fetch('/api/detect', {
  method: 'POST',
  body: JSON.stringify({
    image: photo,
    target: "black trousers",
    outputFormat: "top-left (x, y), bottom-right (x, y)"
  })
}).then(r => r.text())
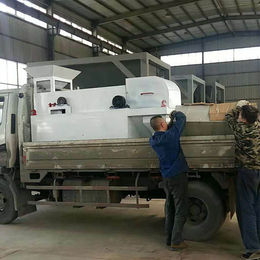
top-left (163, 172), bottom-right (188, 245)
top-left (236, 167), bottom-right (260, 253)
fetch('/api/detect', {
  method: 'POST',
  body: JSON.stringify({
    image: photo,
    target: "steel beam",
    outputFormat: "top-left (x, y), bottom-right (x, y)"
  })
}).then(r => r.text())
top-left (73, 0), bottom-right (152, 48)
top-left (159, 8), bottom-right (196, 39)
top-left (195, 2), bottom-right (219, 34)
top-left (213, 0), bottom-right (235, 34)
top-left (97, 0), bottom-right (200, 25)
top-left (229, 15), bottom-right (260, 20)
top-left (95, 0), bottom-right (162, 46)
top-left (26, 185), bottom-right (148, 191)
top-left (152, 13), bottom-right (184, 42)
top-left (234, 0), bottom-right (248, 30)
top-left (28, 201), bottom-right (150, 208)
top-left (251, 0), bottom-right (260, 30)
top-left (146, 31), bottom-right (260, 53)
top-left (154, 0), bottom-right (185, 41)
top-left (71, 0), bottom-right (146, 49)
top-left (115, 0), bottom-right (167, 45)
top-left (112, 61), bottom-right (135, 78)
top-left (133, 0), bottom-right (174, 44)
top-left (127, 15), bottom-right (260, 41)
top-left (180, 5), bottom-right (207, 37)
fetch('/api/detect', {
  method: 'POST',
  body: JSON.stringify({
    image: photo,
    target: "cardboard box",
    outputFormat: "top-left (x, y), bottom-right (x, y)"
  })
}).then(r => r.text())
top-left (209, 102), bottom-right (257, 121)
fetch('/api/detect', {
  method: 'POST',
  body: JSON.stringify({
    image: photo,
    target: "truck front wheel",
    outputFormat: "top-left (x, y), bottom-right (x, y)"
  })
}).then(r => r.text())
top-left (183, 181), bottom-right (226, 241)
top-left (0, 178), bottom-right (18, 224)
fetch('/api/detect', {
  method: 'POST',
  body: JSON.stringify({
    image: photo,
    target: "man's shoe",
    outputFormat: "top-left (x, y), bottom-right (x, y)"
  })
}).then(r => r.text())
top-left (241, 252), bottom-right (260, 260)
top-left (169, 242), bottom-right (187, 251)
top-left (165, 236), bottom-right (171, 246)
top-left (165, 241), bottom-right (171, 246)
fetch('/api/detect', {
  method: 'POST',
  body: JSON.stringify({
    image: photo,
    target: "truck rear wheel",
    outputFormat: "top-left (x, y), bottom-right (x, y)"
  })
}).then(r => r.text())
top-left (183, 181), bottom-right (225, 242)
top-left (0, 178), bottom-right (18, 224)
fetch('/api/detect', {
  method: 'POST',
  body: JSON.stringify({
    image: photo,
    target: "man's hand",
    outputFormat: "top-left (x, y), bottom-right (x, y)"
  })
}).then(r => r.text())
top-left (169, 110), bottom-right (176, 119)
top-left (167, 111), bottom-right (176, 130)
top-left (236, 100), bottom-right (250, 107)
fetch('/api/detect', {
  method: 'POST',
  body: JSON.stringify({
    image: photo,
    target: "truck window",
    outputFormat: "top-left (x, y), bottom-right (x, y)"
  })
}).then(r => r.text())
top-left (0, 97), bottom-right (4, 125)
top-left (36, 80), bottom-right (51, 93)
top-left (55, 80), bottom-right (71, 91)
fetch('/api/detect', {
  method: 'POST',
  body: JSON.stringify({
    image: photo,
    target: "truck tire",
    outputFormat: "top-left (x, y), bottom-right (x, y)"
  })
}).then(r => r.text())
top-left (0, 178), bottom-right (18, 224)
top-left (183, 181), bottom-right (225, 242)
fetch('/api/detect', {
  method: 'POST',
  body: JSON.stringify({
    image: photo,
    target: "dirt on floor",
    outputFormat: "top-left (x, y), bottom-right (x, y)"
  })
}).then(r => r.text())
top-left (0, 198), bottom-right (243, 260)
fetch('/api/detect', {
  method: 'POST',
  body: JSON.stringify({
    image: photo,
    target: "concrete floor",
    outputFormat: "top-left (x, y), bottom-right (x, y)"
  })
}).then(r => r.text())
top-left (0, 198), bottom-right (243, 260)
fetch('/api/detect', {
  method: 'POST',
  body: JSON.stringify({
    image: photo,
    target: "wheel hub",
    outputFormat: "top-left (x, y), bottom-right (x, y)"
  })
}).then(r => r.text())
top-left (190, 204), bottom-right (201, 215)
top-left (0, 192), bottom-right (7, 211)
top-left (188, 197), bottom-right (208, 225)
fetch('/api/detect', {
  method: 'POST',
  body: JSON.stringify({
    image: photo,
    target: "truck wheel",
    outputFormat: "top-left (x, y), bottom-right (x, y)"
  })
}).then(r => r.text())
top-left (0, 178), bottom-right (18, 224)
top-left (183, 181), bottom-right (225, 242)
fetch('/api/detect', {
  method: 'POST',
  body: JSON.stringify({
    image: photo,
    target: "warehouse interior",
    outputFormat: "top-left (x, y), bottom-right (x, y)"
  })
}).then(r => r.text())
top-left (1, 0), bottom-right (260, 106)
top-left (0, 0), bottom-right (260, 259)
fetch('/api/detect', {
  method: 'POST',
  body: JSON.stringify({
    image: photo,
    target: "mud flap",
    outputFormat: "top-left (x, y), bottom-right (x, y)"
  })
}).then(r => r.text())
top-left (17, 189), bottom-right (37, 217)
top-left (4, 174), bottom-right (36, 217)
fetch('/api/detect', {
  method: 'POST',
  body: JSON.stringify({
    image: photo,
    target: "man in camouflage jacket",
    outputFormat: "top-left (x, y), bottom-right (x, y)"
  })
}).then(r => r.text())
top-left (225, 100), bottom-right (260, 260)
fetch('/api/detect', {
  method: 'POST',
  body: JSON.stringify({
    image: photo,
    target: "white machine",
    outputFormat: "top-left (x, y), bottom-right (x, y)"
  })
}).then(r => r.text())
top-left (26, 65), bottom-right (181, 142)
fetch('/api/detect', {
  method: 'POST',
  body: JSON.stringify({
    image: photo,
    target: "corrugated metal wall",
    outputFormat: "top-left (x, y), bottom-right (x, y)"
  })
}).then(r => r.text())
top-left (0, 2), bottom-right (141, 65)
top-left (173, 63), bottom-right (260, 108)
top-left (153, 34), bottom-right (260, 55)
top-left (203, 36), bottom-right (260, 52)
top-left (0, 13), bottom-right (47, 63)
top-left (0, 12), bottom-right (94, 63)
top-left (54, 36), bottom-right (92, 60)
top-left (155, 35), bottom-right (260, 108)
top-left (204, 60), bottom-right (260, 107)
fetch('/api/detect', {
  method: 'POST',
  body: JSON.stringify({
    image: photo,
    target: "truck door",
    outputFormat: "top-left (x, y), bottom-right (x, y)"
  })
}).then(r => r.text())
top-left (0, 95), bottom-right (8, 166)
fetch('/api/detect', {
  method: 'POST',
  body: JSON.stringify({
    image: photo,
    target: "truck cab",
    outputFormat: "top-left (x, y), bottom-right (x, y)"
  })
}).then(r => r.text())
top-left (0, 90), bottom-right (19, 168)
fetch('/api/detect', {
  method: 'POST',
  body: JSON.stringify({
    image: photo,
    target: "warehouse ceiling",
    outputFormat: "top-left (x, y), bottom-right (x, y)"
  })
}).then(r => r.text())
top-left (55, 0), bottom-right (260, 50)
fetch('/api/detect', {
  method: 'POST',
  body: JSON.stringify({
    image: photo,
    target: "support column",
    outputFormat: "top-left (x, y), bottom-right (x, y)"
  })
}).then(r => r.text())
top-left (140, 54), bottom-right (149, 77)
top-left (92, 23), bottom-right (99, 57)
top-left (47, 0), bottom-right (55, 60)
top-left (201, 41), bottom-right (205, 80)
top-left (122, 38), bottom-right (127, 54)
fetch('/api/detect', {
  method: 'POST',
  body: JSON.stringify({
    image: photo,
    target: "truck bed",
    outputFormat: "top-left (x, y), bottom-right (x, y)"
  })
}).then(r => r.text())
top-left (23, 135), bottom-right (235, 171)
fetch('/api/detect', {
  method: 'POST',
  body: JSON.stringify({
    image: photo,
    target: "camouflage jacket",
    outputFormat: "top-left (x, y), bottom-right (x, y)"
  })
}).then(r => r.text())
top-left (225, 107), bottom-right (260, 169)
